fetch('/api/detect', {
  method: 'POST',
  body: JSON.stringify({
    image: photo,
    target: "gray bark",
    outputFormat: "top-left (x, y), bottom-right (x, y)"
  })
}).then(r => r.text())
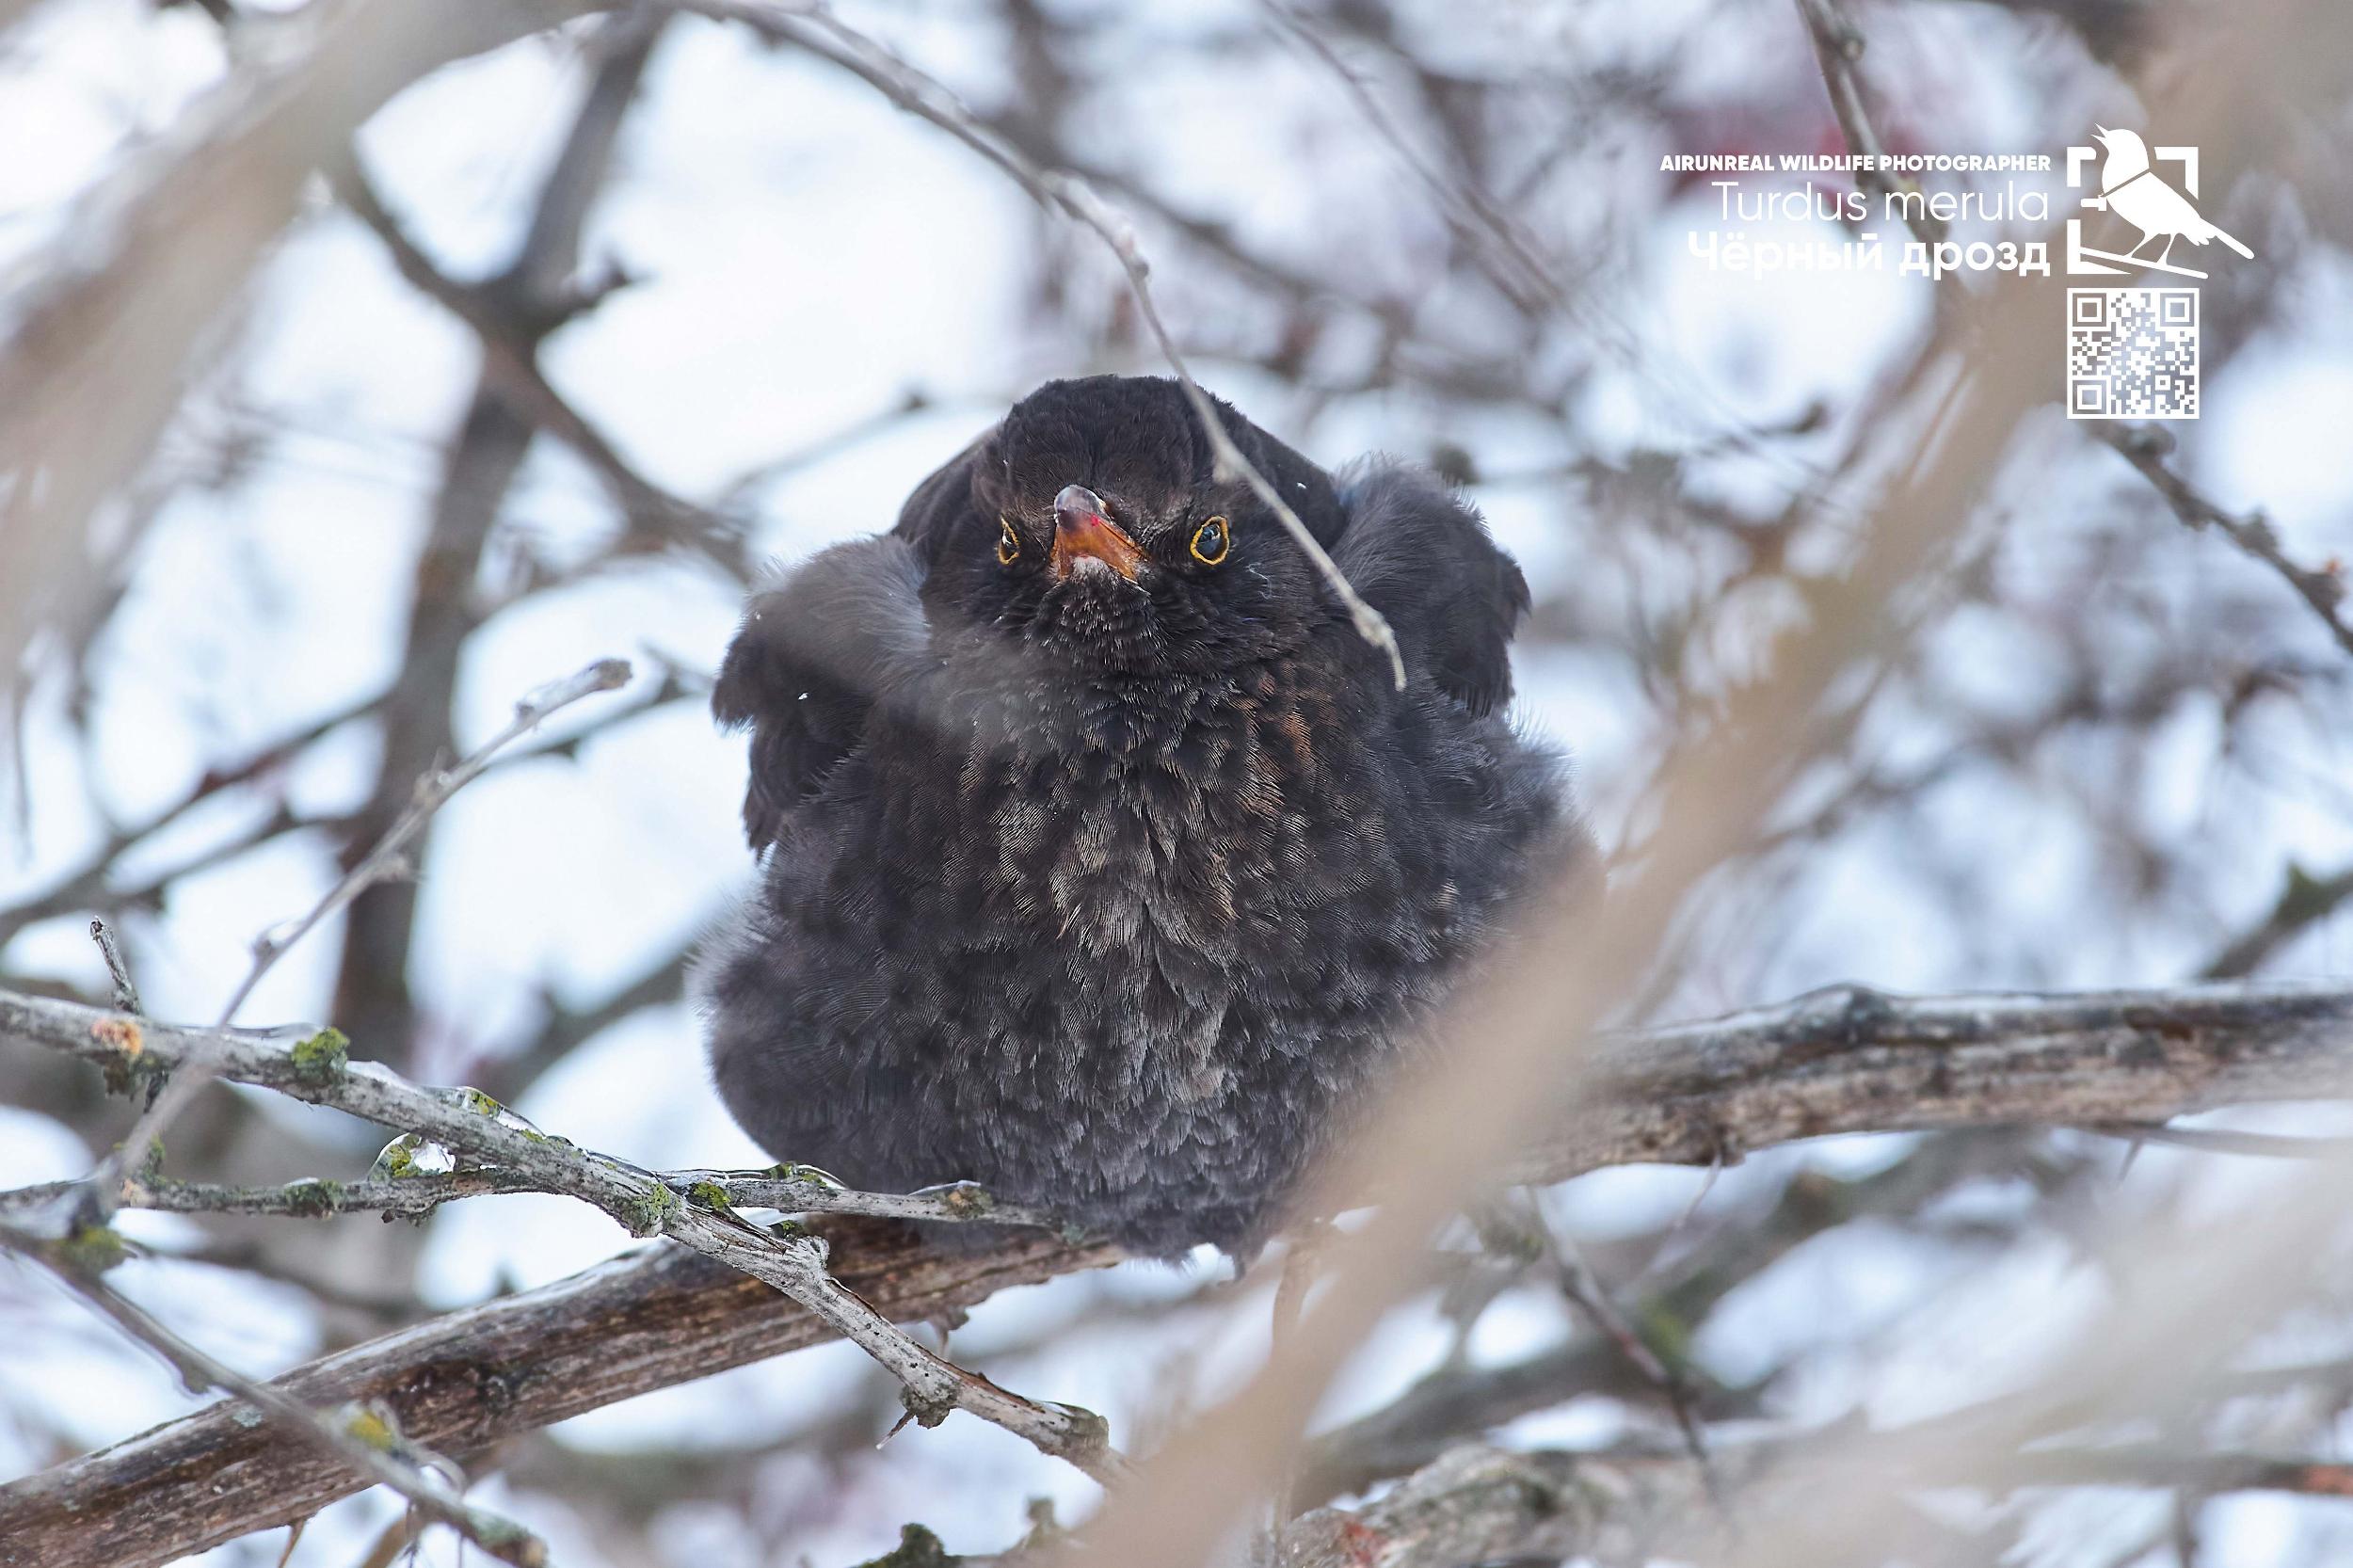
top-left (1, 978), bottom-right (2346, 1567)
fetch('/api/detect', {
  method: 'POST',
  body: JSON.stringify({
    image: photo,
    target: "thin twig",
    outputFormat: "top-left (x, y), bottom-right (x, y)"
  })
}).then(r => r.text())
top-left (665, 0), bottom-right (1408, 687)
top-left (1259, 1), bottom-right (1561, 312)
top-left (229, 657), bottom-right (626, 1020)
top-left (2201, 859), bottom-right (2353, 979)
top-left (88, 919), bottom-right (141, 1016)
top-left (2100, 421), bottom-right (2353, 662)
top-left (1266, 1219), bottom-right (1334, 1554)
top-left (0, 1166), bottom-right (1070, 1230)
top-left (0, 686), bottom-right (388, 948)
top-left (0, 988), bottom-right (1127, 1483)
top-left (670, 1170), bottom-right (1067, 1228)
top-left (78, 659), bottom-right (632, 1226)
top-left (9, 979), bottom-right (2353, 1563)
top-left (1257, 1), bottom-right (1817, 481)
top-left (332, 166), bottom-right (752, 582)
top-left (1544, 1222), bottom-right (1729, 1517)
top-left (1296, 1139), bottom-right (2035, 1510)
top-left (0, 1228), bottom-right (547, 1567)
top-left (1795, 0), bottom-right (1947, 247)
top-left (2079, 1121), bottom-right (2353, 1160)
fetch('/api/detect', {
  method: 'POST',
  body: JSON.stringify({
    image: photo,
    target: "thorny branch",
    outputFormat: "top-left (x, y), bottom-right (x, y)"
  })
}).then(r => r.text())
top-left (1261, 1), bottom-right (1572, 314)
top-left (88, 918), bottom-right (140, 1017)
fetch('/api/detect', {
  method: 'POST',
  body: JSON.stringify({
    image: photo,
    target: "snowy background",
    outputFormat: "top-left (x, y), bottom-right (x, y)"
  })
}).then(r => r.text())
top-left (3, 0), bottom-right (2352, 1563)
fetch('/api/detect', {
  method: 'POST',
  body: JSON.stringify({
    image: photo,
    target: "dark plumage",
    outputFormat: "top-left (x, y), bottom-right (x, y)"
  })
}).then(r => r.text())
top-left (699, 376), bottom-right (1580, 1259)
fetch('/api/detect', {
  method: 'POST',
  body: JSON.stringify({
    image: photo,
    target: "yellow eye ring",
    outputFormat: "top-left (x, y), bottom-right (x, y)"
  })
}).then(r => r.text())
top-left (1190, 516), bottom-right (1231, 566)
top-left (996, 517), bottom-right (1021, 566)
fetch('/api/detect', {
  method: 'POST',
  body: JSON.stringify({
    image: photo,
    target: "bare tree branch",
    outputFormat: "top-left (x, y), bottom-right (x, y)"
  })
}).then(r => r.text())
top-left (664, 0), bottom-right (1409, 687)
top-left (2201, 858), bottom-right (2353, 979)
top-left (4, 6), bottom-right (2348, 1565)
top-left (330, 162), bottom-right (752, 577)
top-left (1277, 1435), bottom-right (2353, 1568)
top-left (1298, 1132), bottom-right (2102, 1511)
top-left (0, 687), bottom-right (391, 948)
top-left (1796, 0), bottom-right (1949, 246)
top-left (488, 942), bottom-right (693, 1100)
top-left (2, 978), bottom-right (2345, 1566)
top-left (0, 1227), bottom-right (549, 1567)
top-left (70, 658), bottom-right (633, 1231)
top-left (1542, 1222), bottom-right (1725, 1512)
top-left (222, 657), bottom-right (625, 1023)
top-left (1261, 0), bottom-right (1574, 312)
top-left (0, 1216), bottom-right (1115, 1568)
top-left (0, 982), bottom-right (1127, 1491)
top-left (314, 8), bottom-right (676, 1074)
top-left (0, 1165), bottom-right (1062, 1230)
top-left (1514, 980), bottom-right (2352, 1183)
top-left (0, 0), bottom-right (610, 712)
top-left (1278, 1444), bottom-right (1708, 1568)
top-left (2100, 422), bottom-right (2353, 662)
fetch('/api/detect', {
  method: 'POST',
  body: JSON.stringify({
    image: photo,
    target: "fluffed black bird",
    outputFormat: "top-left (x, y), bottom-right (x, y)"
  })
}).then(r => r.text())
top-left (699, 376), bottom-right (1580, 1259)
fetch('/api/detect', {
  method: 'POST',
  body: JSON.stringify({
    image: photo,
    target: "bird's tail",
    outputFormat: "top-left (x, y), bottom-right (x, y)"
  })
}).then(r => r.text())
top-left (2215, 226), bottom-right (2254, 259)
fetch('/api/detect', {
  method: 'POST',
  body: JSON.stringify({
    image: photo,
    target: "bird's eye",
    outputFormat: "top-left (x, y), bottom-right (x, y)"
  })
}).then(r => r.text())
top-left (997, 517), bottom-right (1021, 566)
top-left (1190, 516), bottom-right (1230, 566)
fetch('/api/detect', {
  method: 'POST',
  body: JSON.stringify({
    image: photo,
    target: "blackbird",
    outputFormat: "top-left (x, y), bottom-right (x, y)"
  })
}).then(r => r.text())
top-left (699, 376), bottom-right (1580, 1259)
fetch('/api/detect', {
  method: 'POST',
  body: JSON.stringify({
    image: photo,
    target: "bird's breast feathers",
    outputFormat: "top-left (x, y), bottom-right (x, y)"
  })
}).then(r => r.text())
top-left (942, 668), bottom-right (1341, 960)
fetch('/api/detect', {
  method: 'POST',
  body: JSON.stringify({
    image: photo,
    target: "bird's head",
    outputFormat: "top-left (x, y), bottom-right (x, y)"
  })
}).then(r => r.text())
top-left (2092, 125), bottom-right (2150, 164)
top-left (911, 376), bottom-right (1349, 682)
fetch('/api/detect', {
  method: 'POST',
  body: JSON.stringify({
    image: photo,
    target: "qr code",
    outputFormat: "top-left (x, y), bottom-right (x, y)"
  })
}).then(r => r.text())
top-left (2067, 288), bottom-right (2198, 419)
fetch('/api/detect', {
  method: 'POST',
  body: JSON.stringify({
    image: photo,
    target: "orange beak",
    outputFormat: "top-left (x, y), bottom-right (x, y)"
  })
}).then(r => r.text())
top-left (1051, 484), bottom-right (1145, 583)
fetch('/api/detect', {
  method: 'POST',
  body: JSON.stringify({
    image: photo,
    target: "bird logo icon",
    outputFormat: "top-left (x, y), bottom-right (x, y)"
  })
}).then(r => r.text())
top-left (2073, 126), bottom-right (2253, 279)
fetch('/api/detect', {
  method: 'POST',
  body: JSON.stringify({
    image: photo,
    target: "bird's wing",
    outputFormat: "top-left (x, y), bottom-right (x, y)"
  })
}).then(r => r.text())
top-left (891, 427), bottom-right (992, 567)
top-left (2121, 180), bottom-right (2206, 236)
top-left (712, 535), bottom-right (932, 853)
top-left (1330, 464), bottom-right (1531, 714)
